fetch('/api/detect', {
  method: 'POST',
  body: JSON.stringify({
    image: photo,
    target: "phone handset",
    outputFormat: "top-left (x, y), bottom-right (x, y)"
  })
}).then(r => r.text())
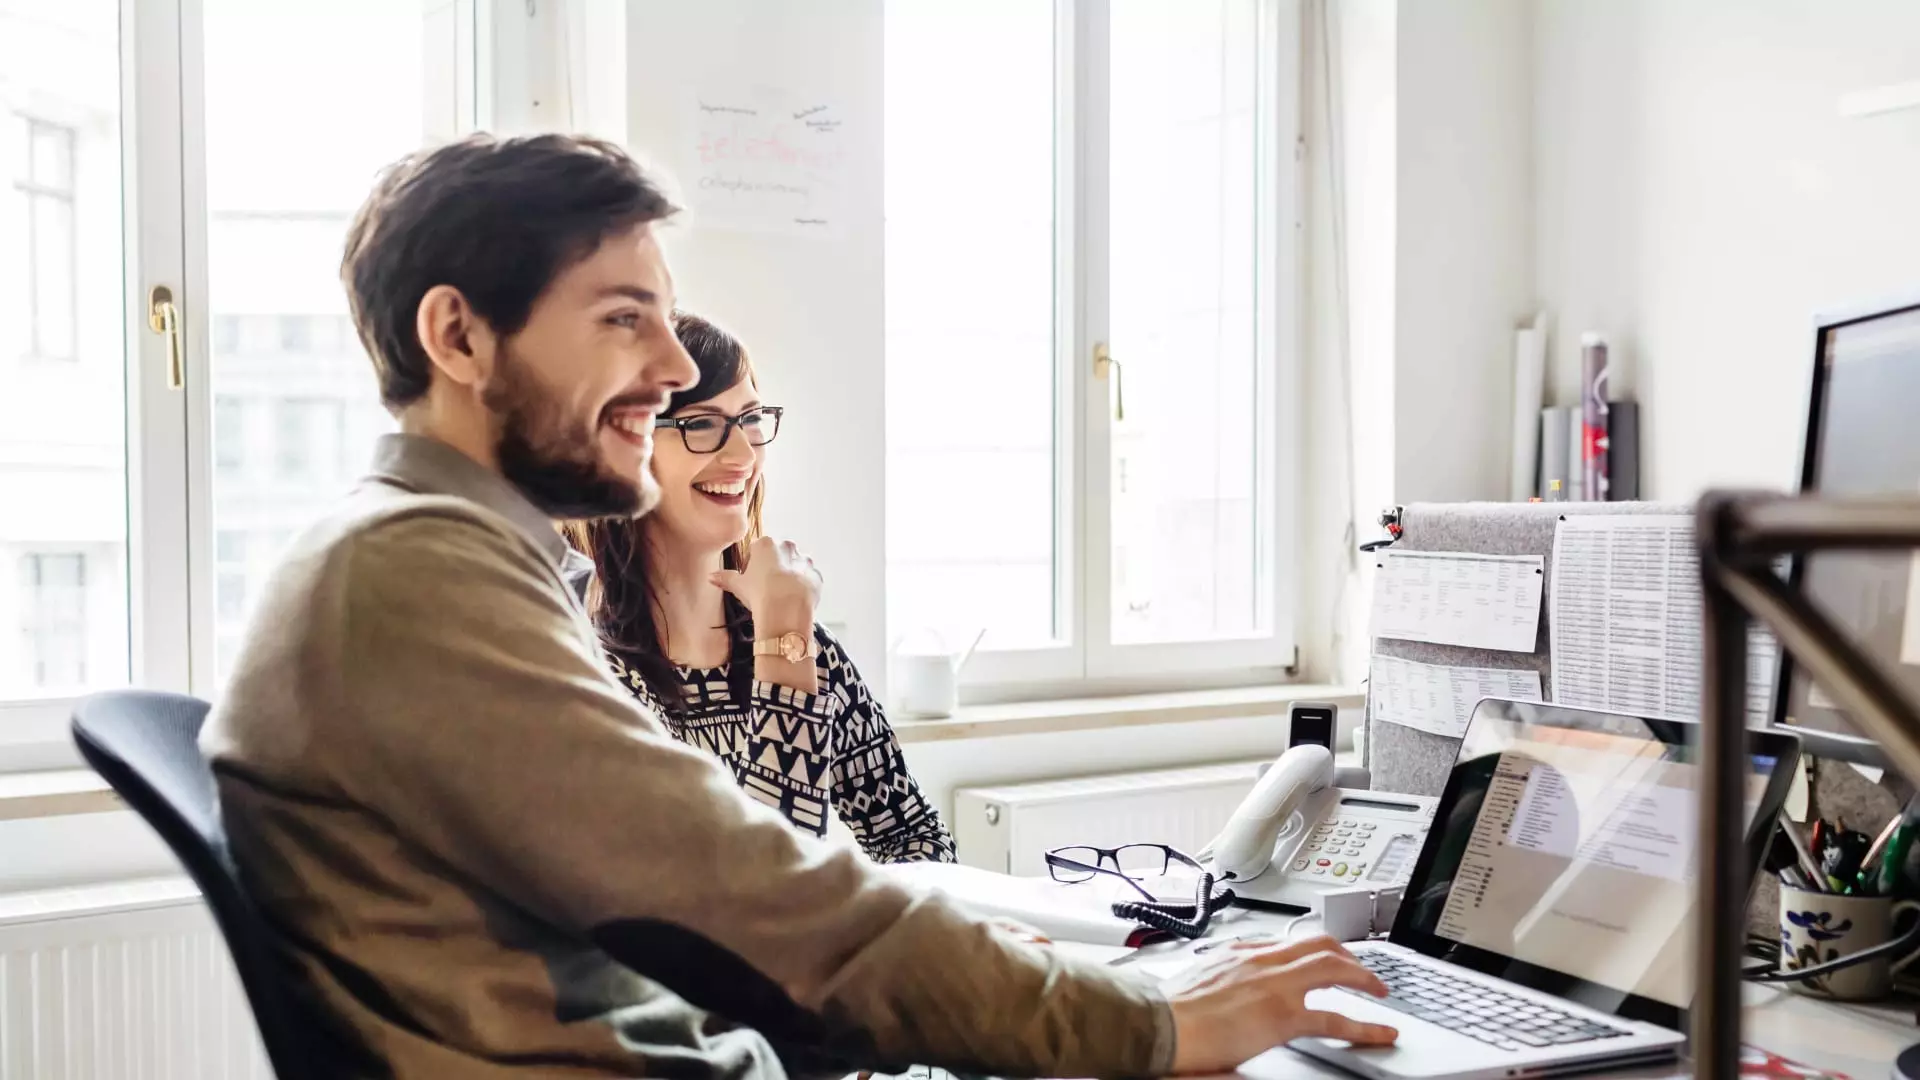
top-left (1201, 744), bottom-right (1336, 882)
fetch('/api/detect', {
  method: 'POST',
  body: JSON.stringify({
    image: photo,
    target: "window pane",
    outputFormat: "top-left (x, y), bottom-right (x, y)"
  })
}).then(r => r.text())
top-left (30, 191), bottom-right (76, 359)
top-left (884, 0), bottom-right (1058, 652)
top-left (18, 554), bottom-right (90, 689)
top-left (204, 0), bottom-right (449, 679)
top-left (28, 121), bottom-right (75, 191)
top-left (1108, 0), bottom-right (1266, 645)
top-left (214, 396), bottom-right (245, 474)
top-left (0, 3), bottom-right (131, 699)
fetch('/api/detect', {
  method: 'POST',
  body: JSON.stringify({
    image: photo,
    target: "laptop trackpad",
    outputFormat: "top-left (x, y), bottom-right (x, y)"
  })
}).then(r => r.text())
top-left (1256, 989), bottom-right (1508, 1078)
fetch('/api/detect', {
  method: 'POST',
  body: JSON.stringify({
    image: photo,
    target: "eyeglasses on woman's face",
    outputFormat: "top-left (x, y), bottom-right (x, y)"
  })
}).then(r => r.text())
top-left (653, 405), bottom-right (784, 454)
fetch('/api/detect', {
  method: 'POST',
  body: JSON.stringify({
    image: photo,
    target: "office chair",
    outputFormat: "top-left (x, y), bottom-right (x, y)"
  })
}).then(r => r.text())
top-left (71, 690), bottom-right (357, 1080)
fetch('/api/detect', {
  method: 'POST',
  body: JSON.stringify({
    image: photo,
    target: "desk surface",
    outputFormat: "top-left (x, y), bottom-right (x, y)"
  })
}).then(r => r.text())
top-left (1104, 908), bottom-right (1915, 1079)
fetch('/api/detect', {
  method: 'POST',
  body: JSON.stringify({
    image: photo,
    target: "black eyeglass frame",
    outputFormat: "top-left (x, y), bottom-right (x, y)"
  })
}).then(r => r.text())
top-left (653, 406), bottom-right (785, 454)
top-left (1044, 843), bottom-right (1204, 903)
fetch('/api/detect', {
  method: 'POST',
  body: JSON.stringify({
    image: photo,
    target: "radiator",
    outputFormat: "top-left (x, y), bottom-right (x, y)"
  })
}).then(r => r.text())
top-left (0, 877), bottom-right (268, 1079)
top-left (952, 760), bottom-right (1265, 876)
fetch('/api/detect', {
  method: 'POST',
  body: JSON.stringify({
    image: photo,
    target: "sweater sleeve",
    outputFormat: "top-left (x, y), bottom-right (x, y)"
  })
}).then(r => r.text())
top-left (333, 511), bottom-right (1174, 1078)
top-left (813, 628), bottom-right (957, 864)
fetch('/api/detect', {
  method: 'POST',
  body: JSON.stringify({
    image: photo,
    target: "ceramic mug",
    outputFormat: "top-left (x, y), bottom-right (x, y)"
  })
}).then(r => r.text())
top-left (895, 651), bottom-right (959, 719)
top-left (1777, 883), bottom-right (1920, 1000)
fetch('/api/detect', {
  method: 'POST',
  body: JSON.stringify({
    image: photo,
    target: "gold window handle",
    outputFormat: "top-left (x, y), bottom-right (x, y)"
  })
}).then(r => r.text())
top-left (1094, 342), bottom-right (1124, 422)
top-left (148, 285), bottom-right (183, 390)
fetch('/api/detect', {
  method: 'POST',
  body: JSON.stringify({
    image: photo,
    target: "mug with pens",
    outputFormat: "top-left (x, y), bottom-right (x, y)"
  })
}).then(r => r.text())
top-left (1767, 809), bottom-right (1920, 1000)
top-left (1777, 813), bottom-right (1913, 897)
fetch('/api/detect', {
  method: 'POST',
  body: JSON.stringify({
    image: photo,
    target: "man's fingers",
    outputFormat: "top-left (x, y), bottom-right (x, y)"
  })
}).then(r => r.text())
top-left (1291, 1010), bottom-right (1399, 1047)
top-left (1276, 952), bottom-right (1389, 998)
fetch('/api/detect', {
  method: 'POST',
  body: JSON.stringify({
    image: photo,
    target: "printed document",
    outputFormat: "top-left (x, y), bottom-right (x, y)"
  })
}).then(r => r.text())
top-left (1371, 551), bottom-right (1545, 653)
top-left (1549, 515), bottom-right (1778, 723)
top-left (1370, 656), bottom-right (1544, 738)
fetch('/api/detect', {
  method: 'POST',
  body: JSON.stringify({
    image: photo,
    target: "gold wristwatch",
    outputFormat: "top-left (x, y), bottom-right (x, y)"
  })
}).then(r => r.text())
top-left (753, 631), bottom-right (816, 663)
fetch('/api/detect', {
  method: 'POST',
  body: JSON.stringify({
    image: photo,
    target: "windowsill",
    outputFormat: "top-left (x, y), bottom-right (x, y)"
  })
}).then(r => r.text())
top-left (1, 685), bottom-right (1362, 818)
top-left (889, 683), bottom-right (1363, 744)
top-left (0, 769), bottom-right (121, 822)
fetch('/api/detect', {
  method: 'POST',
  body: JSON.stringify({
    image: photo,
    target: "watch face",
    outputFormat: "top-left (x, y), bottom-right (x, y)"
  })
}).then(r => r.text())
top-left (782, 632), bottom-right (807, 662)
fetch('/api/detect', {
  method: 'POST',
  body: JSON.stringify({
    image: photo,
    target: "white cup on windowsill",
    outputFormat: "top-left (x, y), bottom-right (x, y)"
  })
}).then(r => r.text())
top-left (892, 629), bottom-right (985, 720)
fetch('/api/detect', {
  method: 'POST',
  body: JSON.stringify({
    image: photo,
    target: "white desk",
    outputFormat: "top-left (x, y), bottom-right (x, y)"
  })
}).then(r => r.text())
top-left (1100, 907), bottom-right (1916, 1079)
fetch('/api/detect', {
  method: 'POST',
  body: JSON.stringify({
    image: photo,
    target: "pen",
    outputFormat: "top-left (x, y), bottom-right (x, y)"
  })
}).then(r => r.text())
top-left (1865, 816), bottom-right (1902, 868)
top-left (1779, 819), bottom-right (1826, 891)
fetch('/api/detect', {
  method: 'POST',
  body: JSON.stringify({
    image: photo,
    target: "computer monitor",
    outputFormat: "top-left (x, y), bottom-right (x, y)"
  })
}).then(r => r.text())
top-left (1774, 291), bottom-right (1920, 766)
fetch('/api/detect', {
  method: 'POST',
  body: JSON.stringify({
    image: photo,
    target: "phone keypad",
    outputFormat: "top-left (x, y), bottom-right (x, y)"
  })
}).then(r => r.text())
top-left (1302, 818), bottom-right (1380, 881)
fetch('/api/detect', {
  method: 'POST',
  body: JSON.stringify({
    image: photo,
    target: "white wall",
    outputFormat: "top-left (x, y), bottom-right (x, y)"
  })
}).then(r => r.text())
top-left (1393, 0), bottom-right (1533, 502)
top-left (1318, 0), bottom-right (1533, 507)
top-left (625, 0), bottom-right (890, 689)
top-left (1534, 0), bottom-right (1920, 499)
top-left (1335, 0), bottom-right (1399, 515)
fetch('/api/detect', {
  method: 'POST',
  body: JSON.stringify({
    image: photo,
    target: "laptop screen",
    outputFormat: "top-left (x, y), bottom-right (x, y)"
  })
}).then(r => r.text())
top-left (1391, 700), bottom-right (1797, 1030)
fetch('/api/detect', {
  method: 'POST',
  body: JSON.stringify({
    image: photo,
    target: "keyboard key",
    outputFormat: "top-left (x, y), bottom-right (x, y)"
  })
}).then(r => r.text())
top-left (1512, 1033), bottom-right (1550, 1047)
top-left (1549, 1032), bottom-right (1598, 1045)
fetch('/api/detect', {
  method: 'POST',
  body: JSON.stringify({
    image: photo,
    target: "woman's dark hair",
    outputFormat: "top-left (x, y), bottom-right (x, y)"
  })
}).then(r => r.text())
top-left (341, 133), bottom-right (678, 412)
top-left (565, 311), bottom-right (765, 716)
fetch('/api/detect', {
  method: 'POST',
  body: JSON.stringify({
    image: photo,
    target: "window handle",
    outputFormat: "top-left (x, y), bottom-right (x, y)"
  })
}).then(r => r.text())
top-left (1094, 342), bottom-right (1124, 422)
top-left (148, 285), bottom-right (183, 390)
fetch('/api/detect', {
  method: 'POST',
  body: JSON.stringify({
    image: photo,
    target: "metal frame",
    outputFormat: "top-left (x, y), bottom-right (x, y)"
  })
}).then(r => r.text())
top-left (1696, 490), bottom-right (1920, 1079)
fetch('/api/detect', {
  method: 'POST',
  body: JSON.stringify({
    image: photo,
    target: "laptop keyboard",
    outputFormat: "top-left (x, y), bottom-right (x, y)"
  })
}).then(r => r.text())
top-left (1355, 952), bottom-right (1628, 1052)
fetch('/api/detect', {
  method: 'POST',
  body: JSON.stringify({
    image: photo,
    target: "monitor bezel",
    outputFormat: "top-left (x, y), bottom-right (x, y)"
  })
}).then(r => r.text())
top-left (1386, 698), bottom-right (1802, 1034)
top-left (1772, 293), bottom-right (1920, 768)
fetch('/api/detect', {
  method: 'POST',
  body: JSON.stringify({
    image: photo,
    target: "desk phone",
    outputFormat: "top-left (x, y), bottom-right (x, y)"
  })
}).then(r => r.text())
top-left (1199, 744), bottom-right (1437, 912)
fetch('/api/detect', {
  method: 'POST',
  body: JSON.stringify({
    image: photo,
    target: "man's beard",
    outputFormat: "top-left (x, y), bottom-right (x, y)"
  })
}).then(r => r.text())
top-left (484, 345), bottom-right (660, 521)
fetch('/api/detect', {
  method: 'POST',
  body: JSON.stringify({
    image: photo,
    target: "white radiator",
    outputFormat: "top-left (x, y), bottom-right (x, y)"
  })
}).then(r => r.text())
top-left (0, 878), bottom-right (268, 1079)
top-left (952, 760), bottom-right (1265, 876)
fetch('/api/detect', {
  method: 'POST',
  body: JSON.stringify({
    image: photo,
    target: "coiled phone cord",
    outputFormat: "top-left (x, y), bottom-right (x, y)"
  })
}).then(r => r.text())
top-left (1110, 872), bottom-right (1237, 939)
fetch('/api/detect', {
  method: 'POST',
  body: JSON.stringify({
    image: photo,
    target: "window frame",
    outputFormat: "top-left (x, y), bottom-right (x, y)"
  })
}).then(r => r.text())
top-left (925, 0), bottom-right (1304, 700)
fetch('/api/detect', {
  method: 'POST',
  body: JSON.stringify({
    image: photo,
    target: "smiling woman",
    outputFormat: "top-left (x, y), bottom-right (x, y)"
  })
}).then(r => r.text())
top-left (567, 312), bottom-right (955, 863)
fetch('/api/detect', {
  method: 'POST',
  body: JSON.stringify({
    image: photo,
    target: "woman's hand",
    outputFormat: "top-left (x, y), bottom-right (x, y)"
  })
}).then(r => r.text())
top-left (710, 536), bottom-right (821, 632)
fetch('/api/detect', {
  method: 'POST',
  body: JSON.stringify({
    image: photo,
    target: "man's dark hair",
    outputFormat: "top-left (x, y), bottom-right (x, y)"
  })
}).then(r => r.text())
top-left (341, 133), bottom-right (678, 412)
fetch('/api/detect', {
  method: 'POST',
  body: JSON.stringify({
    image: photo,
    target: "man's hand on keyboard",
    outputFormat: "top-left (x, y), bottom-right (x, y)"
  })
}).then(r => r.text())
top-left (1165, 935), bottom-right (1399, 1074)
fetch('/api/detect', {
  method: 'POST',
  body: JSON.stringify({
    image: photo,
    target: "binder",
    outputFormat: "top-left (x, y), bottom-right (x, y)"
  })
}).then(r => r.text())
top-left (1539, 407), bottom-right (1572, 501)
top-left (1607, 401), bottom-right (1640, 501)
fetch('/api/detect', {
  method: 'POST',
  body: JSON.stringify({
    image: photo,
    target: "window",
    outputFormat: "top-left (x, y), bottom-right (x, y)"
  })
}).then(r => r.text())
top-left (0, 0), bottom-right (476, 762)
top-left (15, 117), bottom-right (78, 361)
top-left (884, 0), bottom-right (1058, 655)
top-left (0, 1), bottom-right (131, 713)
top-left (204, 0), bottom-right (440, 675)
top-left (884, 0), bottom-right (1296, 689)
top-left (18, 554), bottom-right (88, 690)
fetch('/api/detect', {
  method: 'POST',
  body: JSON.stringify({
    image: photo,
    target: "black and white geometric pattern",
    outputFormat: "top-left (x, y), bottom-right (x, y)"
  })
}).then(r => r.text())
top-left (604, 625), bottom-right (957, 864)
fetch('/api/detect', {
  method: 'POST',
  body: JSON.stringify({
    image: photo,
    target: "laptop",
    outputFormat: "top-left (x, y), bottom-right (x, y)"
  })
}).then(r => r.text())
top-left (1280, 699), bottom-right (1800, 1080)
